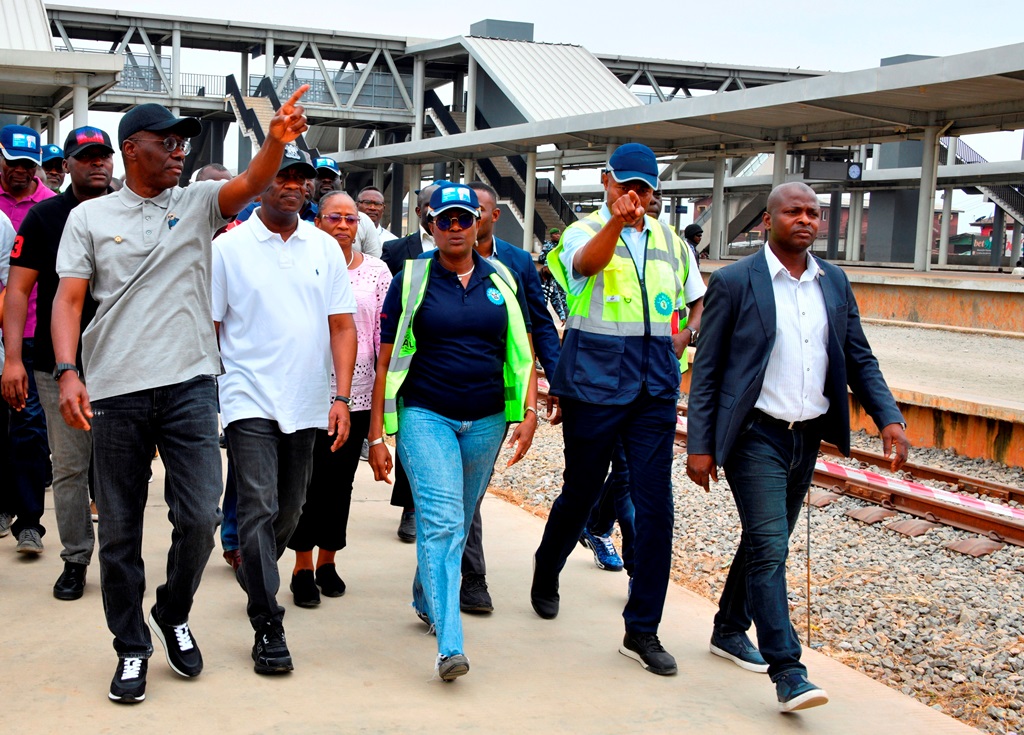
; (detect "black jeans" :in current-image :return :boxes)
[91,375,221,657]
[9,339,49,537]
[227,418,316,630]
[289,411,370,552]
[535,392,676,633]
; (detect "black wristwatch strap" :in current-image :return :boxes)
[333,395,352,406]
[53,363,79,381]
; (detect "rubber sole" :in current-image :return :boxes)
[148,610,202,678]
[779,688,829,712]
[618,645,678,676]
[709,642,769,673]
[437,655,470,682]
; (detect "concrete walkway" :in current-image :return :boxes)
[0,459,975,734]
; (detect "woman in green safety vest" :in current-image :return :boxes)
[366,183,538,682]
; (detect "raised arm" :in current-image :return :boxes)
[217,85,310,218]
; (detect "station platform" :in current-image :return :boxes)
[0,460,975,734]
[699,260,1024,335]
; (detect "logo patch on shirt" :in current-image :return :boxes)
[167,213,179,230]
[486,286,504,305]
[654,292,673,316]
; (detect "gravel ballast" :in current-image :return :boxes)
[493,421,1024,734]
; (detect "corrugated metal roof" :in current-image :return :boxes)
[463,37,641,123]
[0,0,54,52]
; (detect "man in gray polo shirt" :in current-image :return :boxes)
[51,87,310,705]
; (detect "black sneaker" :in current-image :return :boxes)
[253,623,294,675]
[53,561,87,600]
[290,569,321,608]
[460,573,494,613]
[108,657,147,704]
[148,606,203,677]
[397,510,416,543]
[619,631,677,676]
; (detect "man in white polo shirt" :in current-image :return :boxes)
[213,145,356,675]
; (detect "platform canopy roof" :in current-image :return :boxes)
[335,42,1024,169]
[0,0,121,118]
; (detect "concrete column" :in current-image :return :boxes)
[72,75,89,128]
[772,140,787,187]
[1011,221,1022,264]
[710,158,726,260]
[553,161,563,192]
[407,165,419,235]
[412,58,426,141]
[48,108,60,144]
[937,136,957,266]
[389,162,404,236]
[826,187,842,259]
[265,32,275,79]
[523,150,537,252]
[171,26,181,101]
[847,191,864,261]
[465,57,477,133]
[452,74,464,113]
[462,158,474,183]
[373,164,385,190]
[913,125,940,271]
[991,206,1006,267]
[237,51,252,170]
[28,116,41,132]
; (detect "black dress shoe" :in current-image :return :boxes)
[530,558,559,619]
[290,569,320,608]
[314,564,346,597]
[53,561,87,600]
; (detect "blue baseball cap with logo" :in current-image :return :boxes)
[314,157,340,176]
[607,142,659,189]
[428,183,480,217]
[41,144,65,164]
[0,125,43,165]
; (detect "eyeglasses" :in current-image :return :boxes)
[128,136,192,155]
[433,212,477,231]
[319,213,360,225]
[356,199,384,208]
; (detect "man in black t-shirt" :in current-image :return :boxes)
[1,126,114,601]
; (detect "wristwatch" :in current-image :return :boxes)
[53,363,79,381]
[333,395,352,406]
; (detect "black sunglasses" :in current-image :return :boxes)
[433,211,477,231]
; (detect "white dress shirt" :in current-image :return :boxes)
[753,245,830,423]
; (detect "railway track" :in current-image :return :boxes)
[538,382,1024,550]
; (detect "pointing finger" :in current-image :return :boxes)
[281,84,310,113]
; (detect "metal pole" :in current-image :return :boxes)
[772,140,787,187]
[991,206,1006,267]
[465,57,477,133]
[412,57,425,141]
[913,126,940,272]
[523,150,537,253]
[826,186,841,259]
[237,51,252,171]
[710,158,726,260]
[171,26,181,102]
[937,136,957,266]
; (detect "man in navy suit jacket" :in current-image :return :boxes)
[685,182,909,712]
[381,184,441,277]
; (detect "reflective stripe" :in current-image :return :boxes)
[563,317,671,337]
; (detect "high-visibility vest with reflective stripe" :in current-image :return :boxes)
[547,211,690,405]
[383,258,533,435]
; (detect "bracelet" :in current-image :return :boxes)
[524,406,538,416]
[367,437,385,447]
[333,395,351,406]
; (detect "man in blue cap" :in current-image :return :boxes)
[41,144,65,192]
[531,143,704,677]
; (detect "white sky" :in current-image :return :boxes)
[55,0,1024,231]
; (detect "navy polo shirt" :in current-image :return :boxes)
[380,250,532,422]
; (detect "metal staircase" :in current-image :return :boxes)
[940,137,1024,226]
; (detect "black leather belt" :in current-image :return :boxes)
[751,409,821,431]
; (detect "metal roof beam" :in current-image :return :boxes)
[800,99,922,126]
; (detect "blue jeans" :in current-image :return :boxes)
[220,451,239,552]
[90,375,222,657]
[535,392,676,634]
[715,415,822,680]
[226,418,315,630]
[586,439,636,575]
[9,339,50,537]
[396,406,506,658]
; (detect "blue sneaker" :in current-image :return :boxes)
[709,631,769,673]
[579,529,624,572]
[775,671,829,712]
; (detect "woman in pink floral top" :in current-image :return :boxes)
[288,191,392,606]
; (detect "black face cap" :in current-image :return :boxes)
[118,104,202,147]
